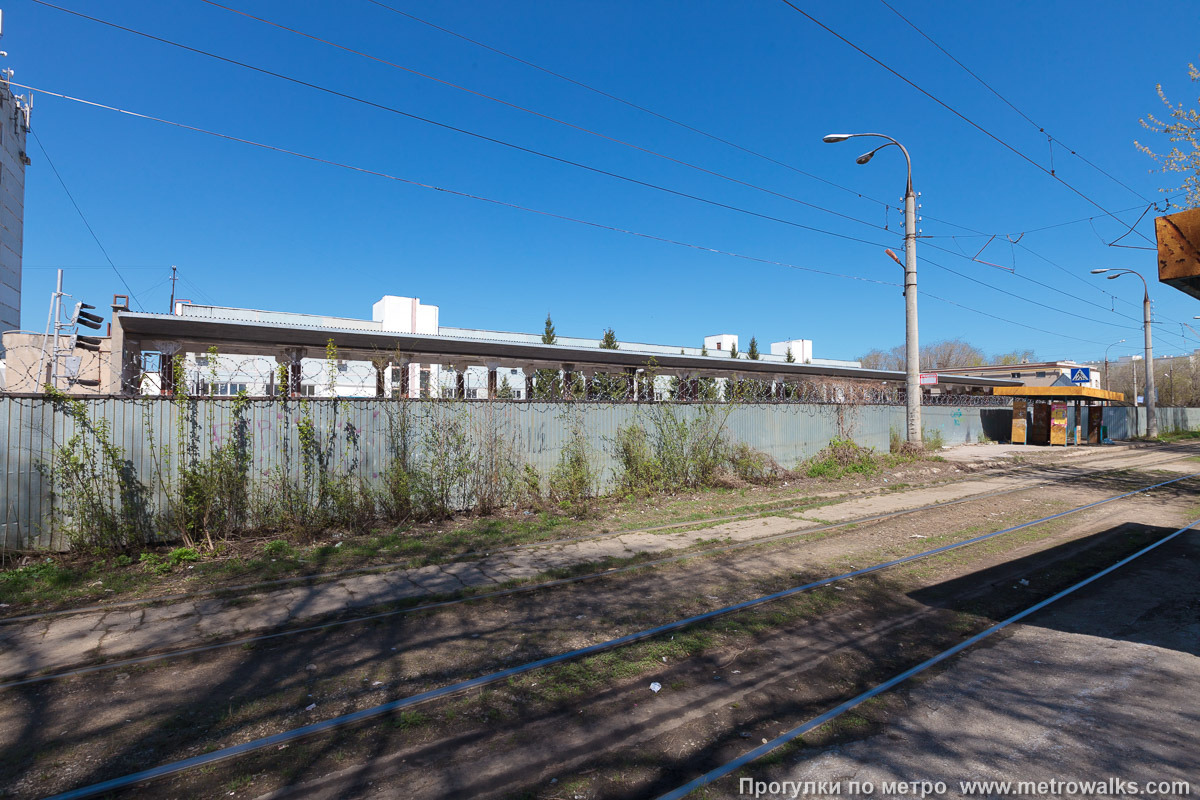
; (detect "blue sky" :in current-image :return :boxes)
[11,0,1200,363]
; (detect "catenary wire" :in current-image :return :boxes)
[362,0,1153,251]
[28,128,143,309]
[36,0,1171,336]
[367,0,1171,250]
[17,80,1141,350]
[28,0,900,251]
[32,0,1175,344]
[776,0,1156,246]
[197,0,890,234]
[358,0,897,212]
[877,0,1154,205]
[8,80,900,290]
[919,254,1145,333]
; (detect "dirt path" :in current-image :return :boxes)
[0,446,1191,682]
[4,464,1197,799]
[233,486,1199,800]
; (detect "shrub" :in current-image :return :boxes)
[549,412,598,514]
[727,442,775,482]
[923,428,945,451]
[263,540,295,557]
[804,438,878,480]
[610,405,737,494]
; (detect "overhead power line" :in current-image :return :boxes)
[918,290,1111,347]
[365,0,1159,248]
[776,0,1155,247]
[18,79,1116,348]
[876,0,1153,205]
[198,0,887,235]
[358,0,897,213]
[30,0,897,252]
[11,80,902,291]
[29,128,143,309]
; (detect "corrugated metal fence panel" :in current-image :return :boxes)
[8,397,1200,550]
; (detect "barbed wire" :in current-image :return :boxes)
[0,345,1011,406]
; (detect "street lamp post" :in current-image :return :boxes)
[824,132,921,445]
[1103,339,1125,393]
[1092,269,1157,438]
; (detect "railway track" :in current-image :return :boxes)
[30,469,1198,800]
[2,440,1187,628]
[3,449,1193,688]
[652,516,1200,800]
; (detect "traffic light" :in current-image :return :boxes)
[73,333,103,352]
[72,302,103,330]
[70,302,104,351]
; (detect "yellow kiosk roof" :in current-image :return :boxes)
[993,386,1124,402]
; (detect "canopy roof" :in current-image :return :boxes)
[993,386,1124,402]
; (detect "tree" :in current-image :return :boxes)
[921,339,986,370]
[858,346,905,371]
[534,313,561,398]
[701,344,709,356]
[747,337,760,360]
[593,327,623,399]
[785,345,795,363]
[858,339,991,371]
[1136,58,1200,208]
[729,343,739,359]
[497,375,514,399]
[992,349,1035,366]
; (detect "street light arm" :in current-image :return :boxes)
[823,131,912,192]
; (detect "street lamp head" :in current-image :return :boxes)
[855,151,875,165]
[1090,269,1109,274]
[1106,274,1121,280]
[822,133,852,143]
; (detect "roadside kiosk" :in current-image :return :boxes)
[992,386,1124,446]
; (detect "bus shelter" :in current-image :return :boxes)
[993,387,1125,446]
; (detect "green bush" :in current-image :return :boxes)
[549,412,598,514]
[263,540,295,557]
[610,405,739,494]
[804,438,879,479]
[727,441,774,482]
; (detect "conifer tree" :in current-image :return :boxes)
[747,337,760,360]
[729,343,739,359]
[600,328,619,349]
[785,345,795,363]
[535,313,561,398]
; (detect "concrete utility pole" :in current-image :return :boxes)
[1103,339,1125,393]
[1093,269,1157,438]
[824,132,921,444]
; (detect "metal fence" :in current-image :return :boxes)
[0,396,1185,551]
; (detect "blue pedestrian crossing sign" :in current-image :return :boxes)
[1069,367,1091,384]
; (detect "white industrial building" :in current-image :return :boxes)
[159,295,860,399]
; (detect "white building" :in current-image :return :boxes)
[153,295,860,399]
